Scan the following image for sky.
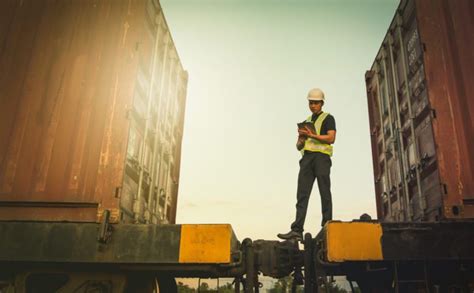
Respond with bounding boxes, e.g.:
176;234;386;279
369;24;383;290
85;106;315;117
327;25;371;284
160;0;399;241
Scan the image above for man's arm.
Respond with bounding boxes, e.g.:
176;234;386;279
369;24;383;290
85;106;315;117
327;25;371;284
311;130;336;144
299;128;336;144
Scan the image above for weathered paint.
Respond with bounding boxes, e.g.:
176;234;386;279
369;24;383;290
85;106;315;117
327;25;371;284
0;222;240;268
414;0;474;219
380;221;474;260
179;224;233;264
366;0;474;221
325;222;383;262
0;222;181;263
0;0;187;223
325;221;474;262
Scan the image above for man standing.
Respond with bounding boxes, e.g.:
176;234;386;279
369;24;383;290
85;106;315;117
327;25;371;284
278;88;336;241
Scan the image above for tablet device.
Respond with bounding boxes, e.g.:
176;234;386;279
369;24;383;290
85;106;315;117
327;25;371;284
297;122;316;133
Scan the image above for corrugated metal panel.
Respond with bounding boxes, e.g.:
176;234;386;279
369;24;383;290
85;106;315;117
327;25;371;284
366;0;474;221
415;0;474;219
365;71;385;219
0;0;187;224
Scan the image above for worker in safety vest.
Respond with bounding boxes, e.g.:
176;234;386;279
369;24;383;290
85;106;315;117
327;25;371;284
278;88;336;241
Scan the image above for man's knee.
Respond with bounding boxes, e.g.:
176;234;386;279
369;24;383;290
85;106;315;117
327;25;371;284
316;175;331;187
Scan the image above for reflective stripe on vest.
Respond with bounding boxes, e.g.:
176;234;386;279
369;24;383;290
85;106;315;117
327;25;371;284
302;112;333;156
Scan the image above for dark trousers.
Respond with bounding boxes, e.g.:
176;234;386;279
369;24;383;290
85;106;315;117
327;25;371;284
291;151;332;232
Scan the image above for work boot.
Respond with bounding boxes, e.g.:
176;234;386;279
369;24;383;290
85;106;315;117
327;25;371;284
277;230;303;241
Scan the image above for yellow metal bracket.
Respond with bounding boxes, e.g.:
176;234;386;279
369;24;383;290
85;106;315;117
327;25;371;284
179;224;233;263
325;221;383;262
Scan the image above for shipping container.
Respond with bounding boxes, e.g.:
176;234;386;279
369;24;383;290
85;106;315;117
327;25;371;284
0;0;188;224
365;0;474;221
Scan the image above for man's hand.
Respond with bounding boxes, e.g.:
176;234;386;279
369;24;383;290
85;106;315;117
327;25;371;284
296;135;306;150
296;127;308;150
298;126;316;139
298;129;307;137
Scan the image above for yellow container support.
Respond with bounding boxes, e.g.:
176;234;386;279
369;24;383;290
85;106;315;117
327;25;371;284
325;221;383;262
179;224;233;263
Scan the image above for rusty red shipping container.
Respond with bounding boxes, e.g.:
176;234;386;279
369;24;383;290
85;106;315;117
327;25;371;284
0;0;188;224
366;0;474;221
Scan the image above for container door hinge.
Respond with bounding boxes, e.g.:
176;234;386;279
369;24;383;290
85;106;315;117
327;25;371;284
442;183;448;195
115;186;122;198
422;43;427;52
430;109;437;119
98;209;113;244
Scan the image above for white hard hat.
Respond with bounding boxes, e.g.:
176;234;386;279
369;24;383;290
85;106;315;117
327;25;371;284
307;88;325;101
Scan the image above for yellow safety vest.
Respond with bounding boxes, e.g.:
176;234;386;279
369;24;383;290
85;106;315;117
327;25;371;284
302;112;333;156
